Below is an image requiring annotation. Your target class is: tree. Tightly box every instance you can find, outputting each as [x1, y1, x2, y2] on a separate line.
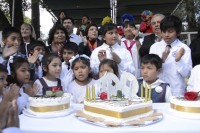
[0, 0, 31, 29]
[173, 0, 200, 31]
[31, 0, 40, 39]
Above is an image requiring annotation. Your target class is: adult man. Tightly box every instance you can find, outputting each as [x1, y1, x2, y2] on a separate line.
[62, 17, 82, 45]
[139, 14, 165, 58]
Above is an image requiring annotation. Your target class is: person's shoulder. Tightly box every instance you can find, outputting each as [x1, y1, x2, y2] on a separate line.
[192, 65, 200, 71]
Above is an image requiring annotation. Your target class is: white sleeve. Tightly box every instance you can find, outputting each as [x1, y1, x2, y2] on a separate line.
[175, 48, 192, 78]
[17, 92, 29, 114]
[165, 85, 172, 102]
[90, 49, 100, 75]
[33, 79, 43, 96]
[2, 127, 22, 133]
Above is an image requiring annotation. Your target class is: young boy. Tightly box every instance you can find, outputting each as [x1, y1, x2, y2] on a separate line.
[28, 40, 47, 80]
[137, 54, 171, 102]
[2, 27, 38, 82]
[149, 15, 192, 96]
[121, 21, 141, 78]
[60, 42, 78, 90]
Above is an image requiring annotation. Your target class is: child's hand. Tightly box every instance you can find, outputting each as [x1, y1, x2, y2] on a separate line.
[80, 32, 87, 46]
[98, 50, 107, 62]
[175, 48, 185, 62]
[23, 83, 39, 97]
[162, 46, 171, 62]
[2, 45, 18, 59]
[6, 100, 19, 128]
[3, 84, 20, 102]
[0, 100, 19, 129]
[112, 52, 121, 64]
[28, 50, 39, 64]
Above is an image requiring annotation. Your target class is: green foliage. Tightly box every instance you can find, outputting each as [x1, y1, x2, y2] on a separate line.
[24, 16, 31, 24]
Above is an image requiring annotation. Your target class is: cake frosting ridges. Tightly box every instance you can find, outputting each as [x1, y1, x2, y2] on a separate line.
[28, 93, 71, 112]
[83, 100, 153, 123]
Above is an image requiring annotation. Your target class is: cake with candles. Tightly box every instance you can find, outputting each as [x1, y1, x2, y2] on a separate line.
[76, 72, 162, 126]
[169, 91, 200, 119]
[27, 88, 71, 113]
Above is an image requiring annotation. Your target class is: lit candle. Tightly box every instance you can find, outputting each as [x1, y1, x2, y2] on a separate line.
[145, 84, 148, 102]
[107, 81, 110, 100]
[88, 86, 91, 101]
[148, 85, 151, 101]
[86, 86, 88, 101]
[92, 85, 96, 102]
[141, 84, 143, 97]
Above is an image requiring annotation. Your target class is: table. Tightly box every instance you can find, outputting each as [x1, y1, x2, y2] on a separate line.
[19, 103, 200, 133]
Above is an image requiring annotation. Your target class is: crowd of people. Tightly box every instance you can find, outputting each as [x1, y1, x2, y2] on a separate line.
[0, 10, 200, 132]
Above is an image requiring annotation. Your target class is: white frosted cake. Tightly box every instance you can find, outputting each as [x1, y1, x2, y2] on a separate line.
[83, 99, 153, 123]
[170, 96, 200, 119]
[28, 93, 71, 113]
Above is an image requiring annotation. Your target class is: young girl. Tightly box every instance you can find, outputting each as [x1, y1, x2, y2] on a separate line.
[68, 55, 98, 103]
[9, 57, 37, 114]
[98, 59, 119, 78]
[33, 53, 64, 96]
[90, 22, 135, 77]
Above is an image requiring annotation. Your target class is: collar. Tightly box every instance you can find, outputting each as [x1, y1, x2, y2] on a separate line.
[142, 78, 166, 88]
[162, 39, 179, 47]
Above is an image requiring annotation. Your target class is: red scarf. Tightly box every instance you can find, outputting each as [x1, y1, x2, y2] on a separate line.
[88, 40, 97, 52]
[123, 40, 135, 56]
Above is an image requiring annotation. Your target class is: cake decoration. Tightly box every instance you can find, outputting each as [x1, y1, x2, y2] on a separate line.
[76, 72, 163, 126]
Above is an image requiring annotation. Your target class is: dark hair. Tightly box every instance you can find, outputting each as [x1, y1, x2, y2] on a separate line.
[48, 24, 69, 45]
[82, 15, 90, 21]
[85, 23, 98, 39]
[160, 15, 182, 34]
[2, 27, 21, 41]
[58, 10, 68, 18]
[123, 21, 136, 28]
[41, 53, 60, 76]
[101, 23, 118, 37]
[99, 59, 119, 77]
[10, 57, 29, 85]
[141, 54, 162, 70]
[62, 17, 75, 25]
[71, 56, 92, 78]
[60, 42, 78, 56]
[0, 64, 8, 73]
[28, 40, 47, 53]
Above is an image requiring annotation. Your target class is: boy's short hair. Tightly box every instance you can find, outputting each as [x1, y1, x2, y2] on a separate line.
[123, 21, 136, 28]
[101, 22, 118, 37]
[28, 40, 47, 52]
[0, 64, 8, 73]
[2, 27, 21, 41]
[160, 15, 182, 34]
[141, 54, 162, 70]
[60, 42, 78, 55]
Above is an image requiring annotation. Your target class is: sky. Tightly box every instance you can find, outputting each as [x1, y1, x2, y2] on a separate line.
[25, 6, 54, 39]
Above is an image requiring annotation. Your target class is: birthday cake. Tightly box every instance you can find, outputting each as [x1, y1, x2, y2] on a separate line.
[170, 93, 200, 119]
[28, 93, 71, 113]
[82, 98, 153, 123]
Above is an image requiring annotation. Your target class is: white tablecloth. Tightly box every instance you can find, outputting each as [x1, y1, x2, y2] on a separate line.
[19, 103, 200, 133]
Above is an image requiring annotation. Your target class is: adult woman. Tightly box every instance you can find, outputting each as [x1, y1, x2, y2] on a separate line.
[79, 23, 102, 57]
[20, 23, 36, 56]
[48, 25, 69, 55]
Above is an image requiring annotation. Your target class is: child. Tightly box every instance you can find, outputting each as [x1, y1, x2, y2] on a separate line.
[9, 57, 37, 114]
[33, 53, 64, 96]
[90, 23, 135, 77]
[68, 55, 97, 103]
[0, 64, 8, 101]
[99, 59, 119, 78]
[186, 65, 200, 92]
[121, 21, 141, 78]
[60, 42, 78, 90]
[28, 40, 47, 80]
[137, 54, 171, 102]
[149, 15, 192, 96]
[1, 27, 38, 80]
